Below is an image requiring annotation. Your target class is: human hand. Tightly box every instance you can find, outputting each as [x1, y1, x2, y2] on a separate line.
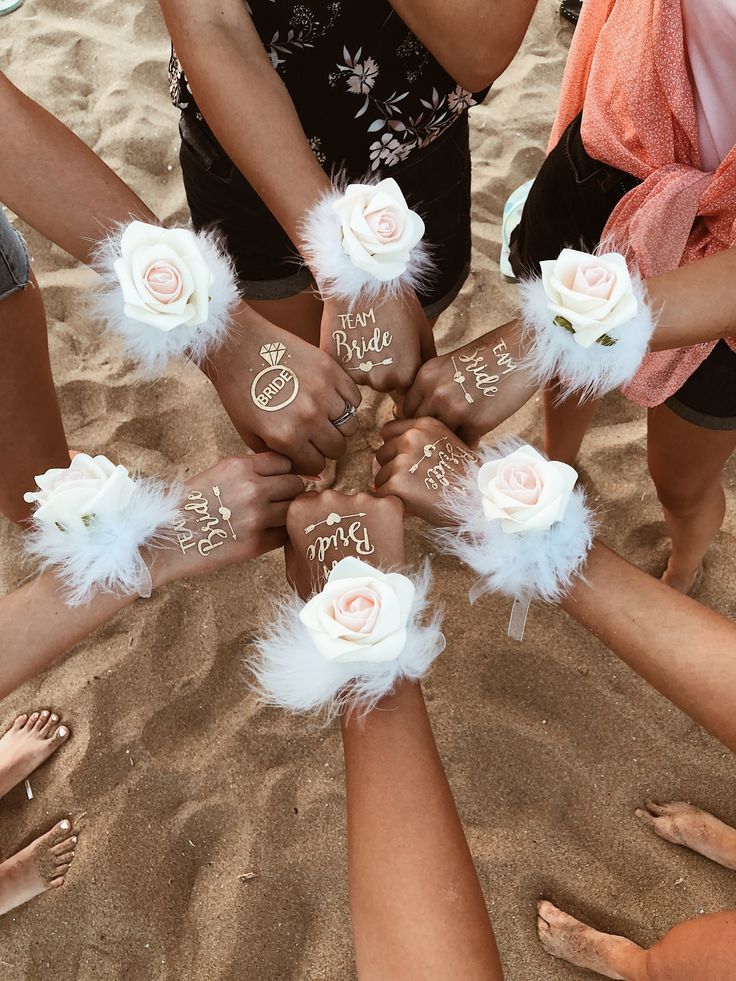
[203, 302, 362, 477]
[402, 319, 537, 445]
[150, 452, 304, 588]
[320, 290, 434, 395]
[284, 490, 406, 599]
[374, 417, 477, 527]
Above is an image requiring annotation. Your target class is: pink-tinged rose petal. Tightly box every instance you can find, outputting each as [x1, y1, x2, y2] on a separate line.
[495, 461, 541, 505]
[571, 261, 615, 300]
[333, 587, 381, 634]
[365, 208, 403, 244]
[142, 262, 184, 305]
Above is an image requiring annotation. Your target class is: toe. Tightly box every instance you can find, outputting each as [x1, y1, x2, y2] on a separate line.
[12, 714, 28, 730]
[51, 819, 73, 844]
[54, 850, 75, 866]
[38, 711, 54, 736]
[54, 863, 71, 878]
[25, 712, 40, 731]
[48, 876, 65, 889]
[537, 900, 558, 922]
[53, 725, 70, 745]
[34, 711, 50, 733]
[635, 807, 657, 830]
[644, 800, 668, 816]
[52, 835, 77, 856]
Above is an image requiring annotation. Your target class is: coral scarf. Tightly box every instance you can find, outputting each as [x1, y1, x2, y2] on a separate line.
[549, 0, 736, 407]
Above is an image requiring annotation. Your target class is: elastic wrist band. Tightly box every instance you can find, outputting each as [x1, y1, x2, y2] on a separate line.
[300, 177, 432, 303]
[518, 247, 656, 400]
[24, 453, 183, 606]
[92, 220, 239, 375]
[434, 440, 594, 640]
[251, 556, 445, 718]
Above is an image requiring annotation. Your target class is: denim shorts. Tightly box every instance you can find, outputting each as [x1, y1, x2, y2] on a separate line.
[178, 113, 472, 320]
[0, 208, 30, 301]
[509, 113, 736, 429]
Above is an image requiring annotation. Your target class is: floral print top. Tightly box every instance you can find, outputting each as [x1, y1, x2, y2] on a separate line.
[169, 1, 490, 172]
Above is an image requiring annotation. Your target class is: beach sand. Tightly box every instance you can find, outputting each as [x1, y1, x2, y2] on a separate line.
[1, 1, 735, 978]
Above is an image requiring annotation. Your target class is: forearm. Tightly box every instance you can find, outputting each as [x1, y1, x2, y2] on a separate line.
[0, 544, 181, 700]
[0, 73, 155, 264]
[561, 542, 736, 752]
[647, 248, 736, 352]
[341, 679, 503, 980]
[389, 0, 537, 91]
[160, 1, 330, 247]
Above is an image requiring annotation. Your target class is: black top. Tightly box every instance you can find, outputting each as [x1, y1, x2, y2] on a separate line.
[169, 1, 490, 173]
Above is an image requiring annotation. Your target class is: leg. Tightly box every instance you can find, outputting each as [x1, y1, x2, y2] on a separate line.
[647, 404, 736, 593]
[635, 800, 736, 871]
[543, 380, 599, 465]
[0, 269, 68, 522]
[537, 901, 649, 980]
[0, 818, 78, 915]
[0, 709, 70, 800]
[341, 680, 503, 980]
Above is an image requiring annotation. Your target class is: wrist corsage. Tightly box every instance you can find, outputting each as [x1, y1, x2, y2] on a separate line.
[519, 248, 656, 400]
[251, 557, 445, 718]
[300, 178, 432, 303]
[24, 453, 183, 605]
[435, 440, 594, 640]
[93, 221, 240, 374]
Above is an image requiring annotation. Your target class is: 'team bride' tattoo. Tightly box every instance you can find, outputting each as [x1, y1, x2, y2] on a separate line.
[251, 342, 300, 412]
[452, 338, 519, 403]
[173, 488, 238, 557]
[408, 439, 477, 492]
[333, 307, 394, 374]
[303, 510, 375, 580]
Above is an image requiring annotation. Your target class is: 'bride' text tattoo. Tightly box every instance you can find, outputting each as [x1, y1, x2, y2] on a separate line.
[173, 487, 238, 557]
[451, 338, 519, 403]
[333, 307, 394, 374]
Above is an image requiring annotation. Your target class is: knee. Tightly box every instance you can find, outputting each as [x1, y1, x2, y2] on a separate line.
[648, 462, 721, 516]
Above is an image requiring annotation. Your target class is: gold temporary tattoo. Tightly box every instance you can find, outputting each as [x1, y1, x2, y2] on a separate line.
[303, 511, 367, 534]
[251, 342, 299, 412]
[451, 355, 475, 404]
[173, 488, 238, 557]
[303, 509, 375, 581]
[333, 307, 394, 373]
[212, 485, 237, 540]
[452, 338, 519, 402]
[408, 439, 477, 492]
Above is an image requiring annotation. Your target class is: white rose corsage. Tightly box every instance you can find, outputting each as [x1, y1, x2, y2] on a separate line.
[92, 221, 240, 375]
[435, 441, 594, 640]
[24, 453, 183, 606]
[300, 178, 432, 303]
[518, 248, 656, 399]
[251, 556, 445, 717]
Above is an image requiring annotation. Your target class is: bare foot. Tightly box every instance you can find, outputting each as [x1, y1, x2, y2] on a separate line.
[660, 559, 703, 595]
[635, 800, 736, 871]
[0, 710, 70, 800]
[0, 818, 78, 915]
[537, 900, 647, 979]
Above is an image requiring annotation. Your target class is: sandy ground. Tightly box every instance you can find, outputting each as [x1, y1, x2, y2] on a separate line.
[1, 1, 735, 979]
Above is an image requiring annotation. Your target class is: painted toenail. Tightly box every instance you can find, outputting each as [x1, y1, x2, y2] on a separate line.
[60, 820, 70, 831]
[57, 727, 68, 739]
[41, 711, 49, 718]
[31, 713, 38, 720]
[71, 837, 77, 845]
[51, 715, 58, 722]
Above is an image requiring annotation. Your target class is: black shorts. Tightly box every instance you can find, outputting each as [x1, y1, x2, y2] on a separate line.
[509, 113, 736, 430]
[179, 112, 472, 320]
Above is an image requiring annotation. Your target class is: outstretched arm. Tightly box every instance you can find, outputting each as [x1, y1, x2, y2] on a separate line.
[0, 71, 155, 264]
[0, 453, 303, 700]
[561, 542, 736, 754]
[342, 679, 504, 980]
[389, 0, 538, 91]
[285, 491, 503, 979]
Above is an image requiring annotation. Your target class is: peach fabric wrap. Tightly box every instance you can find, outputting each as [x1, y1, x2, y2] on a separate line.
[549, 0, 736, 407]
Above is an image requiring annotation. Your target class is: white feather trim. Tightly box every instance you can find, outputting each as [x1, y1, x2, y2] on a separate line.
[91, 223, 240, 376]
[435, 439, 595, 605]
[300, 186, 433, 304]
[518, 262, 656, 401]
[24, 477, 185, 606]
[250, 563, 445, 719]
